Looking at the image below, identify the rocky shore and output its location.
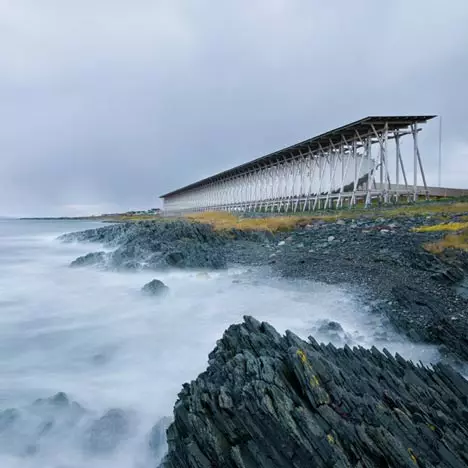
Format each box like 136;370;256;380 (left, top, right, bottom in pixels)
59;208;468;466
162;316;468;468
61;212;468;363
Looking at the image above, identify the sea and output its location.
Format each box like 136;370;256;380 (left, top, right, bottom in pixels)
0;219;443;467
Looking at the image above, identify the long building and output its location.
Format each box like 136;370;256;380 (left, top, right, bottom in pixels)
160;115;440;214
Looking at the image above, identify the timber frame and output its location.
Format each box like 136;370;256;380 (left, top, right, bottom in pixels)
160;116;436;213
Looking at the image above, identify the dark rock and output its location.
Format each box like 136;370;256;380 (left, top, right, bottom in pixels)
392;284;468;361
165;251;184;266
0;408;19;432
142;279;169;296
149;416;172;458
83;409;130;454
318;320;343;333
70;251;106;267
0;392;85;457
65;221;229;270
162;316;468;468
33;392;70;407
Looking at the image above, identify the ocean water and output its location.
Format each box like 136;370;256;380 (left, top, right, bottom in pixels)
0;219;442;467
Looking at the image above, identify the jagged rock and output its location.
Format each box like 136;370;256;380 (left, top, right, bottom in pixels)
0;392;85;457
142;279;169;296
318;320;343;333
392;284;468;361
63;221;229;270
70;251;106;267
0;408;19;432
149;416;172;458
83;409;130;454
162;317;468;468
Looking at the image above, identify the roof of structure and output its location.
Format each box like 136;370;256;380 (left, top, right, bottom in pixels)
160;115;436;198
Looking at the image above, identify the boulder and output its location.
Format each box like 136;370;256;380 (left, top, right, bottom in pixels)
83;409;130;454
64;221;229;271
0;392;85;457
162;316;468;468
149;416;172;458
142;279;169;296
318;320;343;333
70;251;106;267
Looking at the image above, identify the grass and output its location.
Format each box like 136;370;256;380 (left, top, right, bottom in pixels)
378;202;468;218
412;222;468;233
184;211;316;232
423;229;468;254
184;200;468;233
183;211;366;232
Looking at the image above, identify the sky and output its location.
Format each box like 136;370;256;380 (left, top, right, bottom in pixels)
1;0;468;217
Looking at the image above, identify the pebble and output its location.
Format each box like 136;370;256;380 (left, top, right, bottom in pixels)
277;241;286;246
327;236;335;242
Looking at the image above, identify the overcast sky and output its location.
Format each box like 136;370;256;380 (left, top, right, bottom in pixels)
1;1;467;216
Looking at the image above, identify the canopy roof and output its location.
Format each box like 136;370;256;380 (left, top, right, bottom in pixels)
160;115;436;198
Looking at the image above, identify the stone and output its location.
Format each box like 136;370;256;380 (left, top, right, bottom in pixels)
380;229;390;234
162;317;468;468
64;220;228;271
336;219;346;225
142;279;169;296
83;409;130;454
149;416;172;458
165;251;185;267
318;320;343;333
296;243;304;248
327;235;335;242
70;251;106;268
277;241;286;246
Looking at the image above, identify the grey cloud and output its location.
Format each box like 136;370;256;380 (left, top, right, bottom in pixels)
1;0;468;216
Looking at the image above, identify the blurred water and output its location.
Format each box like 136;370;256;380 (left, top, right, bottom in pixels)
0;219;442;467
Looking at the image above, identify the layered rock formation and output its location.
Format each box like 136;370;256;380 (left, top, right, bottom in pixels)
61;221;229;270
162;316;468;468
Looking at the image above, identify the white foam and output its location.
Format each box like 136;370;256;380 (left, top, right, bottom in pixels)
0;220;444;467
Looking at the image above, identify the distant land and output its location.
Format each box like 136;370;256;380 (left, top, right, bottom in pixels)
20;208;162;222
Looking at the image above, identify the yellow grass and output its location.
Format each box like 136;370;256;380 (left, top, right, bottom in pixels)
412;222;468;233
184;211;352;232
185;202;468;233
423;229;468;253
185;211;308;232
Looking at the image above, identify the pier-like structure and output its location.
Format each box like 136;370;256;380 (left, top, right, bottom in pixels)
161;115;450;214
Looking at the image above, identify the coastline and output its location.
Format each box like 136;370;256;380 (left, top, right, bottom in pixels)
54;205;468;466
